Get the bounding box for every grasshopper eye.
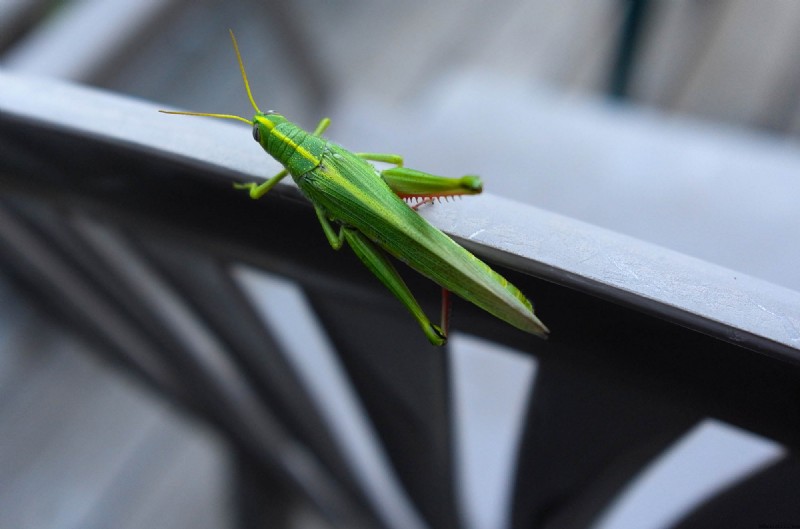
[252,124,261,142]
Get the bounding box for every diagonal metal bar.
[305,289,459,529]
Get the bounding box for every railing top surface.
[2,70,799,364]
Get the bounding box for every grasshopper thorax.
[251,112,322,175]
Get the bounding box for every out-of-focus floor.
[0,275,232,529]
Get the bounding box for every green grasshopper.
[161,31,549,346]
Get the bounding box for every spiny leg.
[354,152,482,200]
[410,197,437,211]
[381,167,482,200]
[313,207,446,346]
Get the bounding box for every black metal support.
[609,0,651,98]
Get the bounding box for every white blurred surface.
[593,420,784,529]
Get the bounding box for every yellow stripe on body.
[324,168,386,219]
[255,115,318,165]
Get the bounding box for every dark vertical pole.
[609,0,651,99]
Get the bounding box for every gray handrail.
[3,71,797,360]
[3,71,800,528]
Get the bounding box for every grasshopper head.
[251,112,287,145]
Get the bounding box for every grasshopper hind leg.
[354,153,482,201]
[312,206,446,345]
[342,228,447,346]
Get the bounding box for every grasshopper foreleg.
[233,117,329,199]
[234,168,289,199]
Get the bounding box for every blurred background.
[1,0,799,528]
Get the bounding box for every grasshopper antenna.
[228,29,262,114]
[158,30,261,124]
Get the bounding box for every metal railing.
[2,71,800,529]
